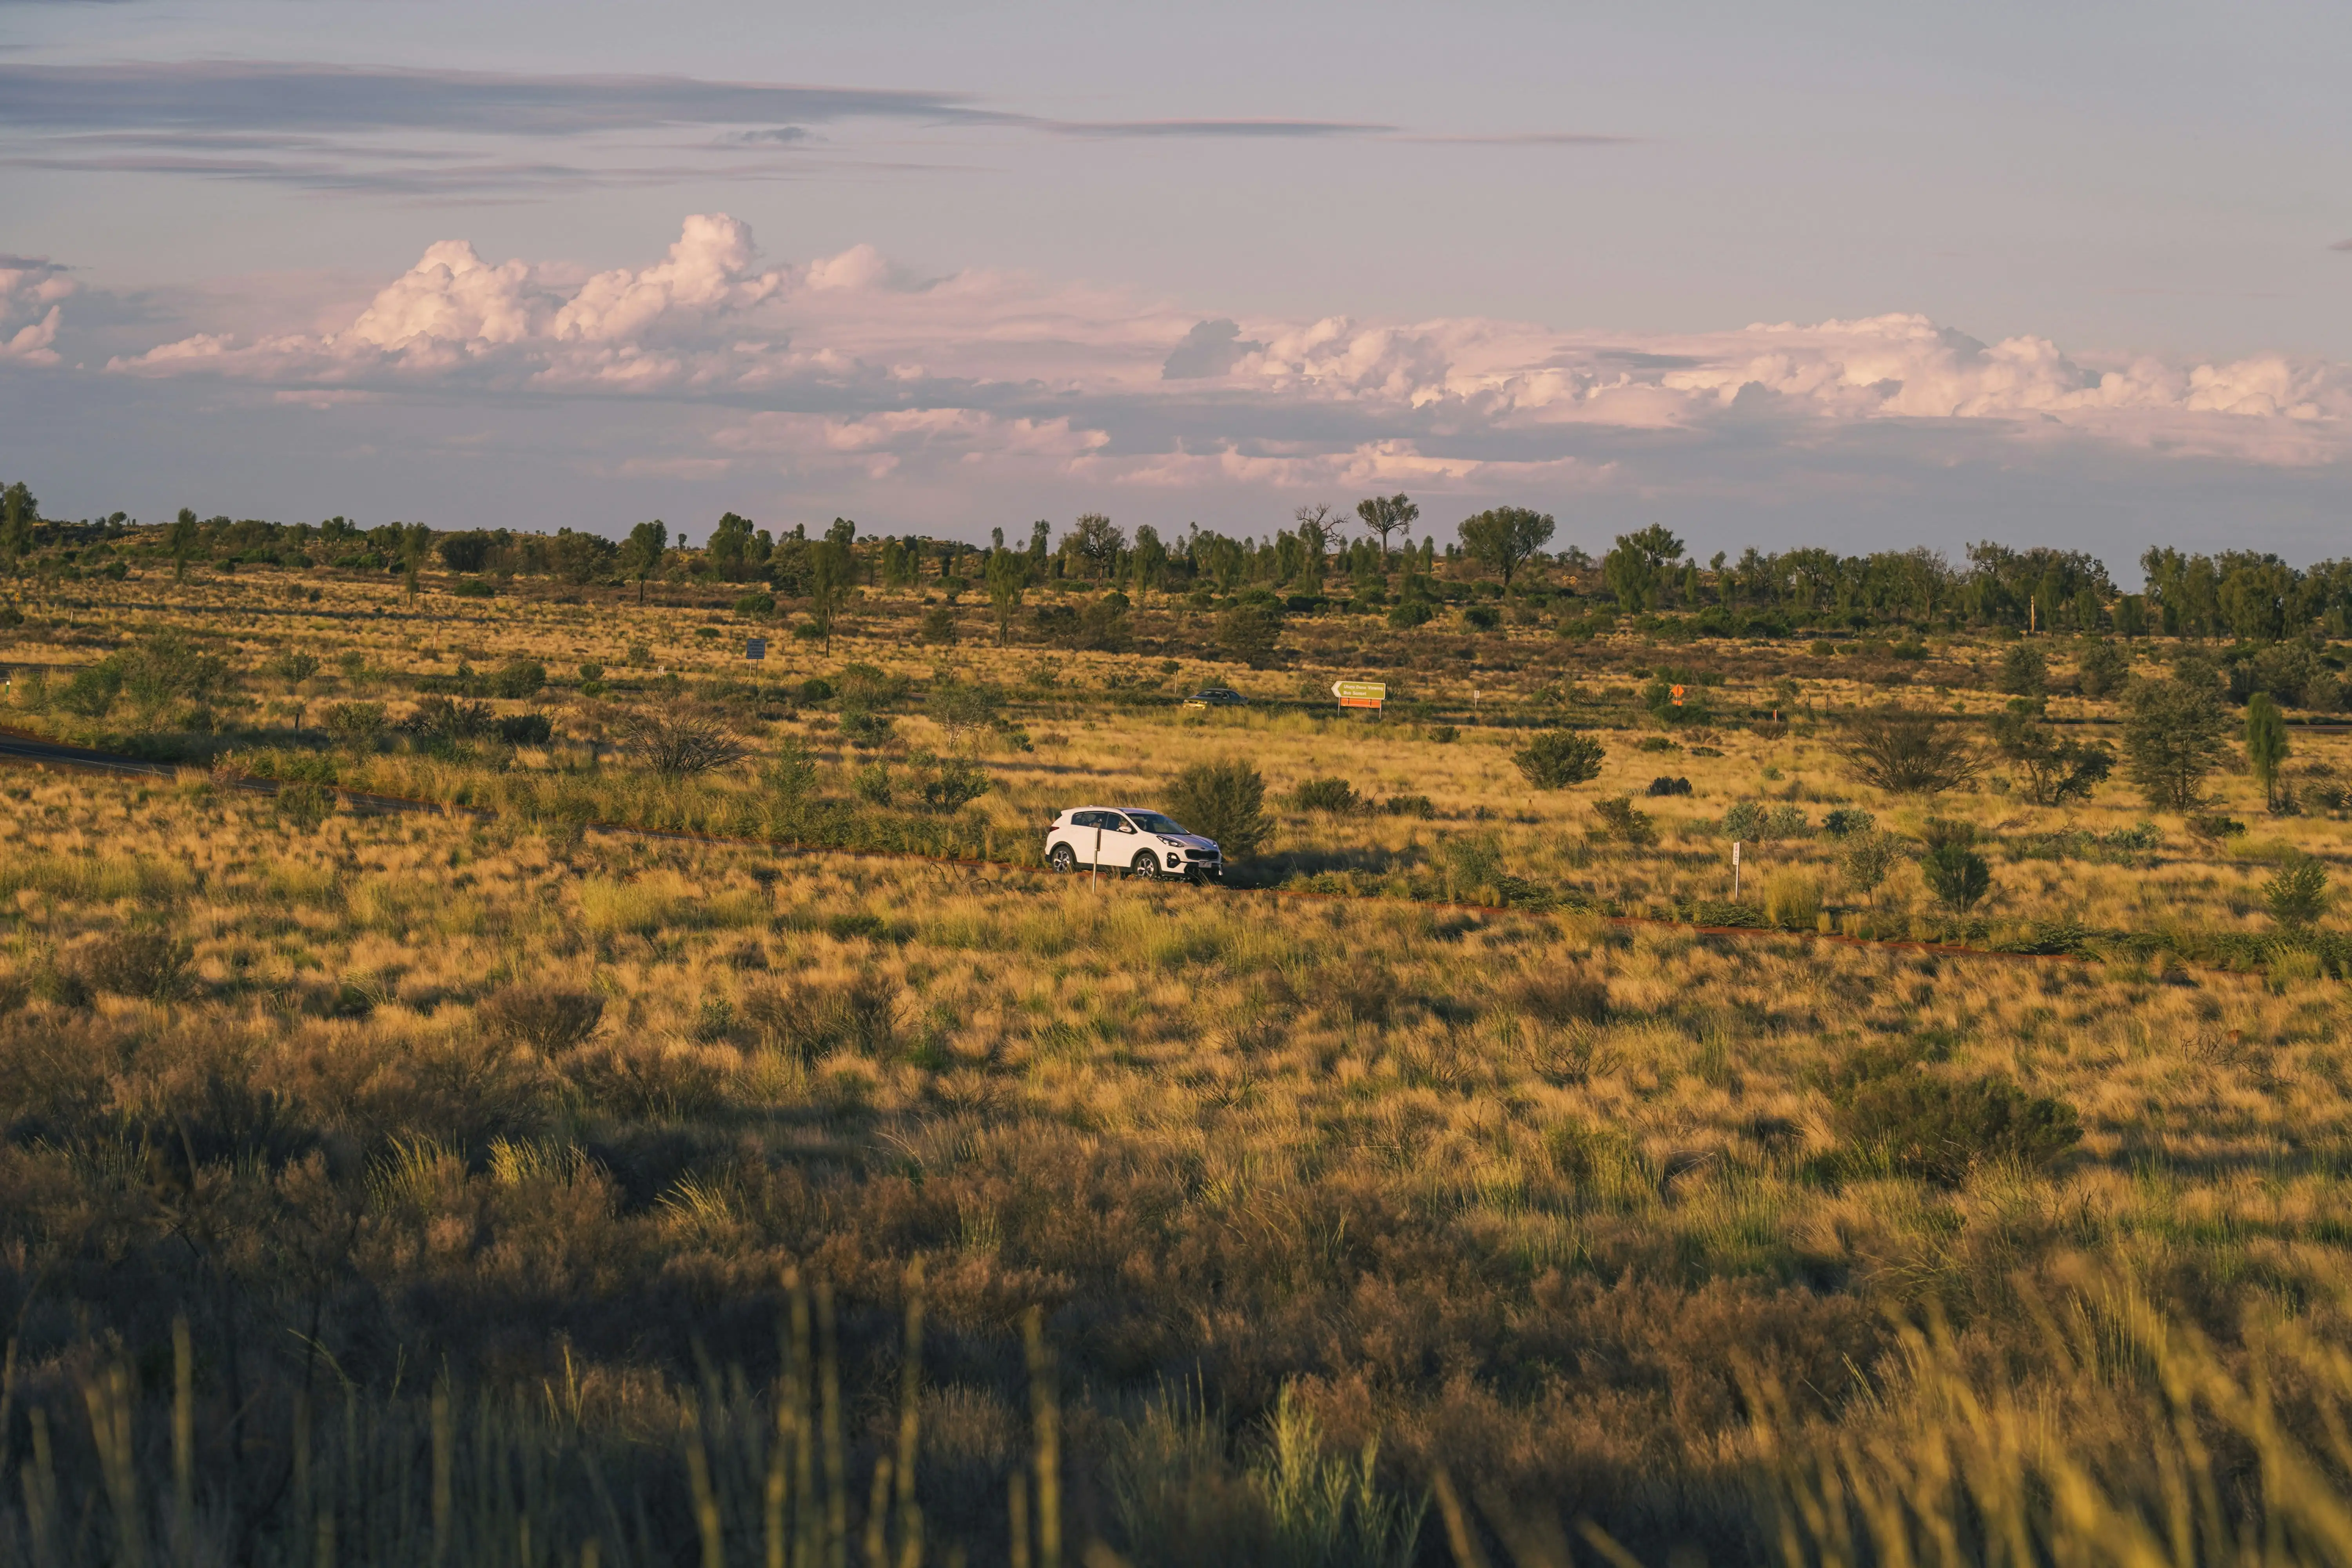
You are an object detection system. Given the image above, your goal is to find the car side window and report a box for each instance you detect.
[1111,815,1137,833]
[1072,810,1104,829]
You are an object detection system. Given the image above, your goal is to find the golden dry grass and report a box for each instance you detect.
[3,567,2351,1564]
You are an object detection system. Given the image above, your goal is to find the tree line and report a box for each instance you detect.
[7,478,2352,644]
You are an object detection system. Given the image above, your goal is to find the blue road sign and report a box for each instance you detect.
[745,638,767,661]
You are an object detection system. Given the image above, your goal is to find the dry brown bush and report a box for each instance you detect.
[617,706,751,776]
[1513,968,1609,1024]
[78,924,192,999]
[477,983,605,1051]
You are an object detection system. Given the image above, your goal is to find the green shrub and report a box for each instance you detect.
[1215,604,1282,666]
[2123,675,2229,811]
[2077,640,2128,698]
[56,661,123,717]
[1588,796,1657,846]
[1166,759,1274,860]
[496,712,553,746]
[1822,808,1875,838]
[1840,708,1980,795]
[1840,832,1901,900]
[913,751,991,813]
[1922,841,1992,911]
[839,708,895,749]
[1998,642,2047,697]
[275,779,335,830]
[1724,801,1807,840]
[766,737,819,802]
[1381,793,1436,818]
[491,659,546,699]
[1512,730,1605,789]
[734,592,777,619]
[1835,1071,2081,1187]
[2264,855,2331,929]
[1386,601,1435,630]
[453,577,496,599]
[1463,604,1501,632]
[323,701,387,745]
[1291,777,1361,813]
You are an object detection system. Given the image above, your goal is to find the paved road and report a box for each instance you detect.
[0,727,181,779]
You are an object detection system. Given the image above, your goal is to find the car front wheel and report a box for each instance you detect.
[1048,844,1076,873]
[1128,851,1160,880]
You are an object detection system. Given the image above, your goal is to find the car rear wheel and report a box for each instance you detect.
[1128,851,1160,880]
[1048,844,1076,873]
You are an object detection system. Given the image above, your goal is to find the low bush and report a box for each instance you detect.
[1589,796,1658,846]
[275,778,334,829]
[1840,708,1980,795]
[1645,775,1693,797]
[1167,759,1274,860]
[79,924,193,999]
[619,709,751,776]
[496,712,553,745]
[1291,777,1362,813]
[1386,601,1435,630]
[478,985,605,1052]
[2265,855,2332,929]
[1833,1069,2081,1187]
[403,695,495,742]
[1923,840,1993,911]
[912,751,991,813]
[322,701,387,744]
[1515,969,1610,1024]
[491,659,546,699]
[1381,793,1436,818]
[1513,730,1606,789]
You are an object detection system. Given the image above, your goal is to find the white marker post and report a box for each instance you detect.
[1092,820,1103,890]
[1733,840,1742,900]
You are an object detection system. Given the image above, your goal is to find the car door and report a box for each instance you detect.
[1070,809,1111,865]
[1105,813,1140,864]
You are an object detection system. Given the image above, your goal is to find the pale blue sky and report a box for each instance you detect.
[4,0,2348,565]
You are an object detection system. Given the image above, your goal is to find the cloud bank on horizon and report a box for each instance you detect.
[67,214,2350,499]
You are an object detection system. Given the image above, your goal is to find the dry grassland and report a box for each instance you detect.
[2,571,2350,1565]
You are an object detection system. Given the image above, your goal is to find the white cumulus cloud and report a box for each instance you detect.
[82,214,2352,488]
[0,254,75,364]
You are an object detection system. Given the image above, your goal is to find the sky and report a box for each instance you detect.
[2,0,2349,572]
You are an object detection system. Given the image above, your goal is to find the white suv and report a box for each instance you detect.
[1045,806,1223,882]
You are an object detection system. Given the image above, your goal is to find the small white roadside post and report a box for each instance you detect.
[1733,840,1743,900]
[1091,820,1103,890]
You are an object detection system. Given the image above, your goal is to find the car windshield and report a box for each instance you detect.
[1123,811,1188,836]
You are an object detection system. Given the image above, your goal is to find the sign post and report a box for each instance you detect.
[1671,684,1686,707]
[1733,840,1742,900]
[1091,821,1102,889]
[1332,680,1387,715]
